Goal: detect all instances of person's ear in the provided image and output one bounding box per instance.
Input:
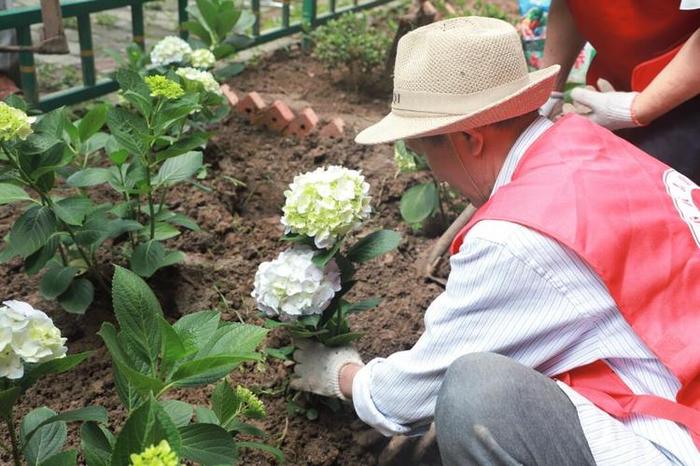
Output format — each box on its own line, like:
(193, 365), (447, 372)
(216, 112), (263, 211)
(448, 129), (484, 160)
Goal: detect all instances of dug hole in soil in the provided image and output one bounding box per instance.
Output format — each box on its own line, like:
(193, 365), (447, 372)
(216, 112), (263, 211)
(0, 49), (451, 465)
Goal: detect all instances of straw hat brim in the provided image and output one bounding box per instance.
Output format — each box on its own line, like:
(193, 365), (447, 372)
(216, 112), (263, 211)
(355, 65), (560, 145)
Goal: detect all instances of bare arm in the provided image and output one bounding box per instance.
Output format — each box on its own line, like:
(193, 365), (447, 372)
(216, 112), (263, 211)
(634, 27), (700, 125)
(340, 363), (361, 398)
(541, 0), (586, 91)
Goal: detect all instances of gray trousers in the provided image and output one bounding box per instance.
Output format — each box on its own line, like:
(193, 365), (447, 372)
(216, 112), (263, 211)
(435, 353), (596, 466)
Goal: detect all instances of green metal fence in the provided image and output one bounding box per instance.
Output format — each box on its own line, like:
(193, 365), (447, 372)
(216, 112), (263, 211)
(0, 0), (392, 110)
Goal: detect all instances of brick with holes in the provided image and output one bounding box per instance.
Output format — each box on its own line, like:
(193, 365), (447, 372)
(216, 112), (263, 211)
(258, 100), (296, 132)
(220, 84), (239, 107)
(237, 91), (267, 120)
(284, 107), (319, 139)
(319, 117), (345, 140)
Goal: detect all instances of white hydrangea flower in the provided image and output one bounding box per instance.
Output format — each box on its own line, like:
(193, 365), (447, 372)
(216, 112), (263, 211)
(175, 67), (221, 94)
(190, 48), (216, 69)
(281, 166), (372, 249)
(150, 36), (192, 67)
(251, 247), (342, 321)
(0, 301), (67, 377)
(0, 346), (23, 379)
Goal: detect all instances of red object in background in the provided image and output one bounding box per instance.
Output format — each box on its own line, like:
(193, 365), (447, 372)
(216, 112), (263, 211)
(284, 107), (320, 139)
(258, 100), (296, 133)
(236, 91), (267, 120)
(220, 84), (239, 107)
(566, 0), (700, 91)
(0, 74), (19, 100)
(319, 117), (345, 140)
(451, 115), (700, 451)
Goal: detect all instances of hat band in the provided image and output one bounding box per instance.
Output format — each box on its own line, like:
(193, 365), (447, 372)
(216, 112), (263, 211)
(391, 74), (532, 116)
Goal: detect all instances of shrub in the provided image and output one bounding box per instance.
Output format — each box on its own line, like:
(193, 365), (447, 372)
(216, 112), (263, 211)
(311, 12), (392, 87)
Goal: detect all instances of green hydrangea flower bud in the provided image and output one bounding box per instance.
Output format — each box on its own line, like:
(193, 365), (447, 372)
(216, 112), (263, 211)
(236, 385), (266, 419)
(129, 440), (180, 466)
(145, 75), (185, 100)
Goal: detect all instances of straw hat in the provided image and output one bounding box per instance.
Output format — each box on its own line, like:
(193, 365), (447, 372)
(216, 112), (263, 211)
(355, 17), (560, 145)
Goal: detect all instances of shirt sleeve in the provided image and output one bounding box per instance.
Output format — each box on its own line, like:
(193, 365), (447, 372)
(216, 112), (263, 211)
(680, 0), (700, 10)
(352, 226), (602, 436)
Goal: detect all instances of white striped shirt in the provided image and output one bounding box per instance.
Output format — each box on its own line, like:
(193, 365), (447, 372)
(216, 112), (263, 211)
(352, 117), (700, 465)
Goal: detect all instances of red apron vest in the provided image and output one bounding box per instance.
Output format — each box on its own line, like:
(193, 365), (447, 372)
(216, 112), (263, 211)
(450, 115), (700, 449)
(566, 0), (700, 91)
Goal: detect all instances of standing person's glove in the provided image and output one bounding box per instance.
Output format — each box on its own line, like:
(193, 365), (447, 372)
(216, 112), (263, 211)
(290, 339), (363, 400)
(539, 91), (565, 119)
(569, 79), (645, 130)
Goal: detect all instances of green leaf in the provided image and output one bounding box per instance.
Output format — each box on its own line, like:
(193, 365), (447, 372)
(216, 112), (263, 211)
(82, 132), (110, 155)
(152, 222), (181, 241)
(21, 407), (67, 466)
(160, 400), (193, 427)
(39, 450), (78, 466)
(173, 310), (220, 353)
(346, 230), (401, 263)
(0, 182), (32, 205)
(156, 210), (200, 231)
(114, 69), (152, 117)
(400, 182), (439, 224)
(159, 315), (193, 374)
(105, 219), (143, 239)
(196, 323), (267, 358)
(110, 397), (182, 466)
(213, 61), (245, 79)
(106, 106), (149, 158)
(21, 352), (92, 390)
(226, 420), (267, 437)
(39, 265), (78, 299)
(0, 386), (21, 419)
(312, 242), (341, 268)
(321, 332), (363, 347)
(53, 196), (92, 226)
(66, 168), (112, 188)
(109, 148), (129, 165)
(23, 406), (109, 449)
(24, 236), (59, 275)
(130, 240), (166, 278)
(211, 381), (238, 427)
(162, 250), (185, 269)
(22, 132), (63, 155)
(111, 266), (163, 370)
(78, 104), (108, 142)
(9, 205), (57, 258)
(153, 151), (203, 187)
(34, 108), (66, 137)
(237, 441), (285, 463)
(179, 423), (237, 465)
(344, 297), (380, 314)
(156, 133), (209, 161)
(57, 278), (95, 314)
(81, 422), (114, 466)
(194, 407), (219, 425)
(171, 354), (259, 387)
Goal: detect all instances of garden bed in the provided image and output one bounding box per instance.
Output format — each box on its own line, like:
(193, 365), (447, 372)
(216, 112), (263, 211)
(0, 49), (450, 465)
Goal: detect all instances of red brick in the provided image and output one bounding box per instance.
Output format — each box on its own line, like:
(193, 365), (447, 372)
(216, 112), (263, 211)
(220, 84), (239, 107)
(319, 117), (345, 140)
(284, 107), (319, 139)
(259, 100), (296, 132)
(236, 91), (266, 120)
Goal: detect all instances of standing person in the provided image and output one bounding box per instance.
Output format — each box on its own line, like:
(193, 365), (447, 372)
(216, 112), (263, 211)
(541, 0), (700, 183)
(291, 17), (700, 465)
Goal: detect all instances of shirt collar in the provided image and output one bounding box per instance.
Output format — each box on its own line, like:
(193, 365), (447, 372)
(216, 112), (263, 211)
(490, 116), (553, 197)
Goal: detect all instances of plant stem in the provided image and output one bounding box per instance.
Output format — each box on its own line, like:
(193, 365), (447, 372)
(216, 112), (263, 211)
(335, 306), (343, 336)
(144, 151), (156, 240)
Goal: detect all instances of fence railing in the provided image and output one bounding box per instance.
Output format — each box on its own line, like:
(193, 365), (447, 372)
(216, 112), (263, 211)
(0, 0), (393, 110)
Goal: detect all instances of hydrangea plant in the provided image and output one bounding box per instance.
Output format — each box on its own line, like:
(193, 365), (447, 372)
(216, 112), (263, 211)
(0, 300), (99, 466)
(253, 166), (401, 346)
(150, 36), (192, 67)
(190, 49), (216, 69)
(129, 441), (180, 466)
(175, 67), (222, 95)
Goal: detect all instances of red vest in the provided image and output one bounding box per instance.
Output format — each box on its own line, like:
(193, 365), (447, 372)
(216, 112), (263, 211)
(566, 0), (700, 91)
(450, 115), (700, 449)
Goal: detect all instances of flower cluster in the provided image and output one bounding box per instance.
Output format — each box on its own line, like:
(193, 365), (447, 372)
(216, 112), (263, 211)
(236, 385), (266, 419)
(150, 36), (192, 67)
(281, 166), (372, 249)
(252, 247), (341, 321)
(0, 301), (67, 379)
(129, 440), (180, 466)
(394, 143), (418, 173)
(145, 75), (184, 100)
(175, 67), (221, 95)
(190, 49), (216, 69)
(0, 102), (33, 142)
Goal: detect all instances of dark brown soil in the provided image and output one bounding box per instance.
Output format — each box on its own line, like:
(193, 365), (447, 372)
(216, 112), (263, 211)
(0, 47), (456, 465)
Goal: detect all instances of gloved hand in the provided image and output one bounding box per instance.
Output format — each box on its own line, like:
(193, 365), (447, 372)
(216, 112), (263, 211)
(539, 91), (565, 119)
(569, 79), (643, 130)
(290, 339), (363, 399)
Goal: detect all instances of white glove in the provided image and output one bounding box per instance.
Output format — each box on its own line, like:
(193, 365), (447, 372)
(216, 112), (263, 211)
(570, 80), (642, 130)
(290, 339), (363, 400)
(539, 91), (564, 119)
